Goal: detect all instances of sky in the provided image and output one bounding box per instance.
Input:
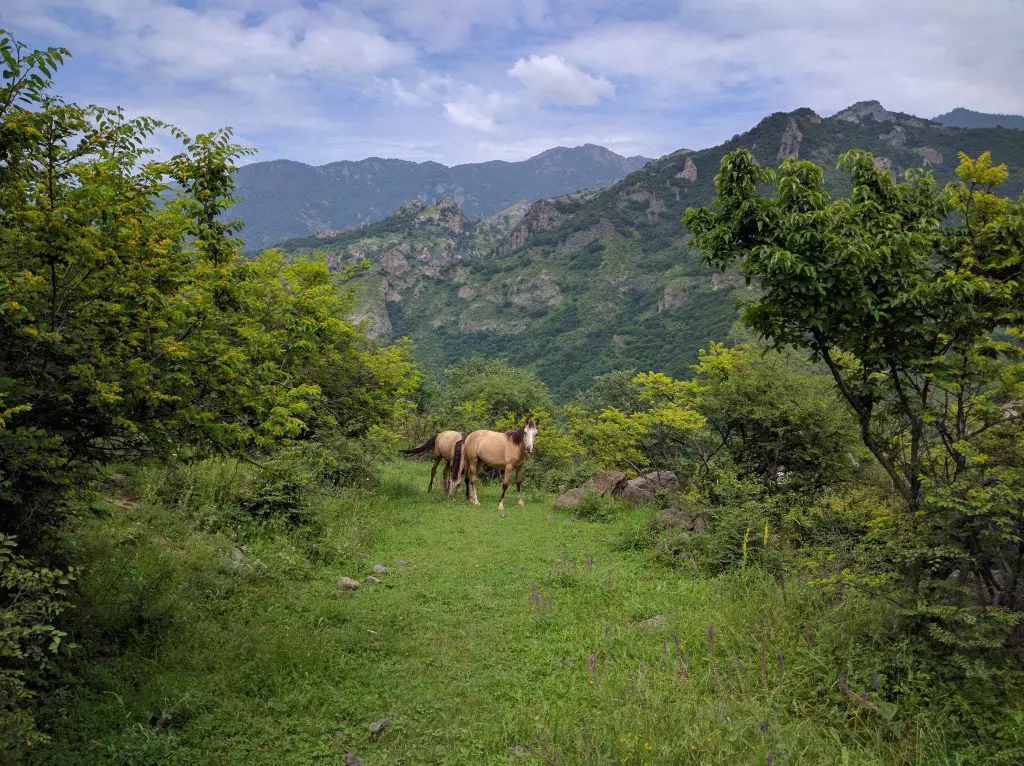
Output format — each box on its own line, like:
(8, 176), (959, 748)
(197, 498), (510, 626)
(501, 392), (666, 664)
(3, 0), (1024, 166)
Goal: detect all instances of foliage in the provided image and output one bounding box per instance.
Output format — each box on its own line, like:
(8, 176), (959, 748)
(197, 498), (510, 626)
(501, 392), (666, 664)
(0, 534), (75, 756)
(0, 28), (419, 744)
(434, 356), (553, 432)
(0, 29), (418, 541)
(685, 147), (1024, 655)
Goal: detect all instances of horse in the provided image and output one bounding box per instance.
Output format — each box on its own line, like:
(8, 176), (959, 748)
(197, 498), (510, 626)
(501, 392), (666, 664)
(399, 430), (464, 492)
(449, 416), (538, 510)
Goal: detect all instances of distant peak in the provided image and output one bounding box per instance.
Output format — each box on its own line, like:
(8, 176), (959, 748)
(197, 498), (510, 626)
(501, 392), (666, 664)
(832, 100), (895, 124)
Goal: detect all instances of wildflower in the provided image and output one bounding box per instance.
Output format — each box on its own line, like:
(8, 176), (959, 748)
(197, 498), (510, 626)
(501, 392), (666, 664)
(759, 720), (768, 733)
(690, 745), (697, 751)
(644, 743), (652, 750)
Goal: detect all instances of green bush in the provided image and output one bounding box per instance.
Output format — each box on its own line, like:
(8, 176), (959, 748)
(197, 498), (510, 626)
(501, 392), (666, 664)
(0, 535), (75, 756)
(571, 492), (626, 522)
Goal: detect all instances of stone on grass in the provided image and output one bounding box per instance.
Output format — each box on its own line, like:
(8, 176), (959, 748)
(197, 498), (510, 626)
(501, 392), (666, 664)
(368, 718), (392, 735)
(554, 487), (587, 508)
(640, 614), (666, 629)
(230, 548), (246, 567)
(336, 577), (360, 590)
(345, 753), (365, 766)
(553, 470), (627, 509)
(371, 563), (389, 574)
(614, 471), (678, 505)
(365, 575), (382, 585)
(585, 470), (627, 494)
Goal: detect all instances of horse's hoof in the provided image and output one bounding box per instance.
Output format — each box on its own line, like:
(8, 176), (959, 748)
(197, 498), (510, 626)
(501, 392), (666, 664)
(518, 499), (525, 507)
(498, 502), (504, 511)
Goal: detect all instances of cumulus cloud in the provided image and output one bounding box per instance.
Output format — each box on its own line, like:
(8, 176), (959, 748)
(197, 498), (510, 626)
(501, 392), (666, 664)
(443, 91), (511, 132)
(508, 54), (614, 106)
(3, 0), (1024, 166)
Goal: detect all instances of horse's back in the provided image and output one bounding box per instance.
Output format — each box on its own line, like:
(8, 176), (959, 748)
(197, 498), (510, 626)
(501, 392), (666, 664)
(465, 429), (512, 466)
(435, 430), (463, 460)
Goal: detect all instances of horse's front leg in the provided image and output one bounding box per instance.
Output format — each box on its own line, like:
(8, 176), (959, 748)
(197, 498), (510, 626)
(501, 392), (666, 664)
(516, 464), (525, 507)
(498, 463), (512, 511)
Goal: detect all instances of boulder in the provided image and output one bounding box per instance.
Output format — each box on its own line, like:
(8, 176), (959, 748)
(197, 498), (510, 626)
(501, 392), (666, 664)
(614, 471), (678, 505)
(365, 575), (382, 585)
(583, 470), (627, 495)
(554, 487), (587, 508)
(336, 577), (361, 590)
(554, 470), (627, 508)
(371, 563), (389, 574)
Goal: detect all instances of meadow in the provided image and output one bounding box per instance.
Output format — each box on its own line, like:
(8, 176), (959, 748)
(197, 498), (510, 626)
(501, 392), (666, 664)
(32, 460), (955, 766)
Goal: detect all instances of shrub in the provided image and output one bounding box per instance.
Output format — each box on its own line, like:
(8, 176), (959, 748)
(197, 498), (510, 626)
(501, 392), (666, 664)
(0, 535), (75, 756)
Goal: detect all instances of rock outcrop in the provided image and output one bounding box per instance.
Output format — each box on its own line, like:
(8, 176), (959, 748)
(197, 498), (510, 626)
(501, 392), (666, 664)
(777, 118), (803, 161)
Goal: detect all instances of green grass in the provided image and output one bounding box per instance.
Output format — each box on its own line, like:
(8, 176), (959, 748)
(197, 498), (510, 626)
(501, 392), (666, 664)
(34, 462), (963, 765)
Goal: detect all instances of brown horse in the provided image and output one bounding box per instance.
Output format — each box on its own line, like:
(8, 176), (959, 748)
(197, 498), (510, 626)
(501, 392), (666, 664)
(449, 417), (538, 510)
(399, 430), (464, 492)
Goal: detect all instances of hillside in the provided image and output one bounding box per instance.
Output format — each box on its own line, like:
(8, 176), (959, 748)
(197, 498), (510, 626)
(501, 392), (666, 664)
(274, 100), (1024, 398)
(933, 107), (1024, 130)
(233, 145), (650, 248)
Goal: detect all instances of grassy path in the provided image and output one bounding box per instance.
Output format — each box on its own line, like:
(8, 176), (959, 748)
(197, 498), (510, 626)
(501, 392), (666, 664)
(39, 462), (928, 765)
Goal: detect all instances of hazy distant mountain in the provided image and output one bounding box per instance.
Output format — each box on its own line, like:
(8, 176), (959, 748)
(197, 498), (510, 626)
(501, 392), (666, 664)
(232, 144), (650, 248)
(933, 108), (1024, 130)
(273, 100), (1024, 397)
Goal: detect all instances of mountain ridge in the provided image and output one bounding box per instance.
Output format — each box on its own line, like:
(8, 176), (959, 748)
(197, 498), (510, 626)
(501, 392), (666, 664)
(272, 101), (1024, 397)
(233, 144), (651, 248)
(932, 107), (1024, 130)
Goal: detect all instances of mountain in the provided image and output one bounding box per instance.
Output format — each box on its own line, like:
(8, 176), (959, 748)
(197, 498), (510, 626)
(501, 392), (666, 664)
(232, 144), (651, 248)
(933, 108), (1024, 130)
(273, 100), (1024, 398)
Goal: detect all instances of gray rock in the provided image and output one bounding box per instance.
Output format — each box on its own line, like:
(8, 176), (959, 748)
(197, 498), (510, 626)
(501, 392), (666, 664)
(365, 575), (382, 585)
(336, 577), (360, 590)
(554, 486), (587, 508)
(640, 614), (666, 629)
(230, 548), (246, 567)
(394, 560), (411, 566)
(371, 564), (389, 574)
(584, 470), (627, 495)
(614, 471), (678, 505)
(368, 718), (392, 735)
(345, 753), (365, 766)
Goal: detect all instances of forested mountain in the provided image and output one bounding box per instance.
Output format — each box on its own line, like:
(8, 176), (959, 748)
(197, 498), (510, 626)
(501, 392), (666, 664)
(274, 100), (1024, 398)
(233, 144), (650, 248)
(933, 107), (1024, 130)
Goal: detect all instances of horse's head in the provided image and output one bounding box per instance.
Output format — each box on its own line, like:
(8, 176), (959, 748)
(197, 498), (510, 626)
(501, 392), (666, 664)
(523, 415), (538, 454)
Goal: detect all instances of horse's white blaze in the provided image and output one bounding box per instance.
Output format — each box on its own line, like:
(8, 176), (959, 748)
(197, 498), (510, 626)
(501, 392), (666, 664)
(524, 423), (538, 453)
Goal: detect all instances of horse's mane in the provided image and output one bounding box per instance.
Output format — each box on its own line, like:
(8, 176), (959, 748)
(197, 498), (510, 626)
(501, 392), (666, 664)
(505, 427), (525, 445)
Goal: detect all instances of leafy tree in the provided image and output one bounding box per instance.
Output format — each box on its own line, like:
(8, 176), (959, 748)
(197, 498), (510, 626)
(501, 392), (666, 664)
(688, 342), (861, 490)
(685, 148), (1024, 652)
(0, 30), (419, 751)
(435, 356), (552, 431)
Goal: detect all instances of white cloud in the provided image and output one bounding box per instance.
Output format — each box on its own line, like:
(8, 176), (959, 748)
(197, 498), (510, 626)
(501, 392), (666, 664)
(443, 91), (511, 132)
(508, 54), (614, 106)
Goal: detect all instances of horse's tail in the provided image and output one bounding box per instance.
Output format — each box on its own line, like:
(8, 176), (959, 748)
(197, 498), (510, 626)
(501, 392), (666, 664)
(449, 438), (466, 496)
(399, 434), (436, 457)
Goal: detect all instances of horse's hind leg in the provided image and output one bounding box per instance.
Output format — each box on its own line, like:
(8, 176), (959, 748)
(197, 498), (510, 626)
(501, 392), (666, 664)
(441, 460), (451, 493)
(497, 464), (512, 511)
(516, 464), (525, 507)
(469, 457), (481, 506)
(428, 455), (441, 492)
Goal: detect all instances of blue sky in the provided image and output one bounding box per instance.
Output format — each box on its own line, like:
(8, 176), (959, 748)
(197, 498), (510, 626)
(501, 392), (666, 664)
(3, 0), (1023, 166)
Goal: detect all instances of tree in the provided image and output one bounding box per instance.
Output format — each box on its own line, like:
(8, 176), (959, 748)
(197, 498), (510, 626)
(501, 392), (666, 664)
(685, 148), (1024, 651)
(0, 30), (418, 541)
